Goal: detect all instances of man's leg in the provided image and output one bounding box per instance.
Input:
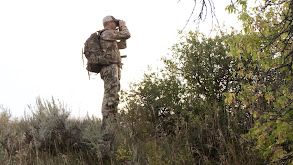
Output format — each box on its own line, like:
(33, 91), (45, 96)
(100, 64), (120, 146)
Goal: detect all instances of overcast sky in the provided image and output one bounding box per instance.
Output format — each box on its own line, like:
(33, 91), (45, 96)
(0, 0), (241, 119)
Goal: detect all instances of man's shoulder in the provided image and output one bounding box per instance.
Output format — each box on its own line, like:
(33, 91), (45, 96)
(100, 29), (117, 38)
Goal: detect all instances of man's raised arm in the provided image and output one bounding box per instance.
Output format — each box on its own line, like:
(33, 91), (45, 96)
(102, 20), (131, 41)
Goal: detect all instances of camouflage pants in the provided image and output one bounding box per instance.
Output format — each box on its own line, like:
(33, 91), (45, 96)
(100, 64), (121, 132)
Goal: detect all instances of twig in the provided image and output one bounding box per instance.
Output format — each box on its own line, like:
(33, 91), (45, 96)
(180, 0), (197, 34)
(269, 151), (293, 164)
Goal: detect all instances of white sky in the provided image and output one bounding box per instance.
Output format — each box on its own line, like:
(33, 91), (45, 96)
(0, 0), (241, 119)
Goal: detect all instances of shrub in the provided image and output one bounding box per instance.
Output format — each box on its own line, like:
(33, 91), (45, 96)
(0, 98), (108, 164)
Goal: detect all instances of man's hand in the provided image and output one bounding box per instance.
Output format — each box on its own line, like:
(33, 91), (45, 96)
(119, 20), (126, 27)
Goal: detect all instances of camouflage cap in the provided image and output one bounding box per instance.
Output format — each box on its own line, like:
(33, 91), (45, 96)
(103, 15), (119, 23)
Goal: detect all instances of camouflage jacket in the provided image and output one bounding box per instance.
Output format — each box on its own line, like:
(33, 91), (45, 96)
(100, 25), (131, 64)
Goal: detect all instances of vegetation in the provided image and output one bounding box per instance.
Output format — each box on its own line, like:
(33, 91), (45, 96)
(0, 98), (105, 164)
(1, 0), (292, 164)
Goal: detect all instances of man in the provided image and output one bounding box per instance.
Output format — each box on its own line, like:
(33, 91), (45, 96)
(99, 15), (131, 140)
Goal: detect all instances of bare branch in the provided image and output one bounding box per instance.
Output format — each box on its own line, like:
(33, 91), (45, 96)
(179, 0), (197, 33)
(179, 0), (222, 34)
(207, 0), (222, 35)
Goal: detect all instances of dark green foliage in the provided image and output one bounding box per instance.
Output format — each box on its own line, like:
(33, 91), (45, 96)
(172, 32), (239, 103)
(117, 31), (261, 164)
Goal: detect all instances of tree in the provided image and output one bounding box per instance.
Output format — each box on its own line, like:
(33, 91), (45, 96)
(226, 0), (293, 163)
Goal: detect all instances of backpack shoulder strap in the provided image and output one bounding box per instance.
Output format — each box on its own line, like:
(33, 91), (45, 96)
(97, 29), (107, 39)
(96, 29), (107, 49)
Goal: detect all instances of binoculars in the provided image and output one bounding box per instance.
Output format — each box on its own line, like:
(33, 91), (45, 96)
(114, 20), (120, 27)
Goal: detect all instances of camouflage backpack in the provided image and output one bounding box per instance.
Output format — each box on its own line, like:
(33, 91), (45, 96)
(83, 30), (109, 73)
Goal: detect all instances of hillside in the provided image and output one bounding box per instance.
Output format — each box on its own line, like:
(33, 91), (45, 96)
(1, 1), (293, 164)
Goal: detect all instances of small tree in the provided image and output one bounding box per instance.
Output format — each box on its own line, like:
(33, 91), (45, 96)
(226, 0), (293, 163)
